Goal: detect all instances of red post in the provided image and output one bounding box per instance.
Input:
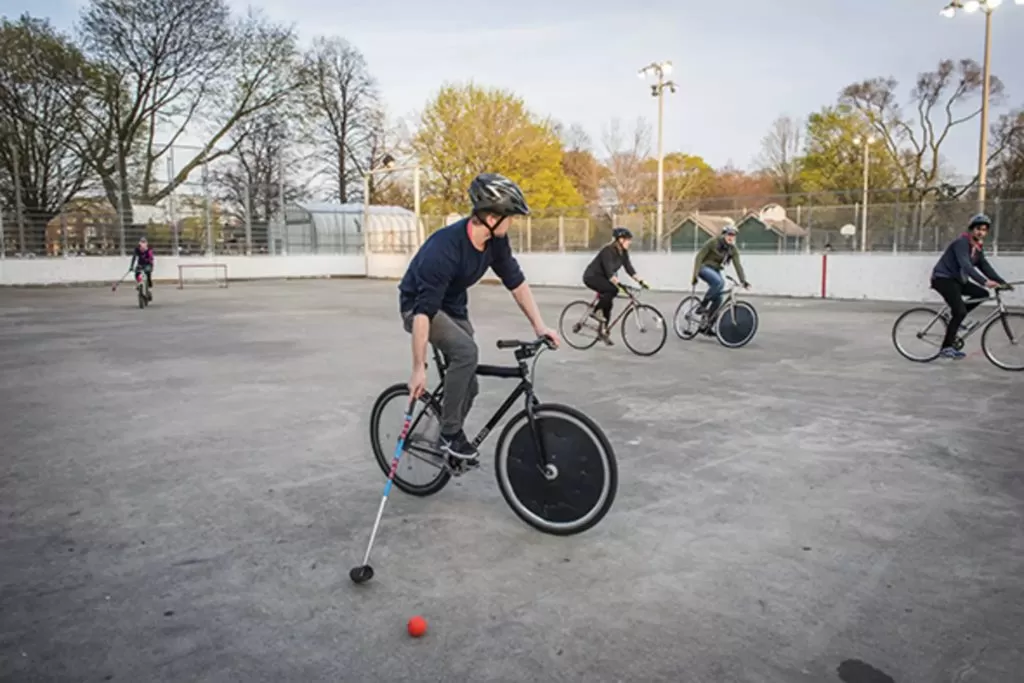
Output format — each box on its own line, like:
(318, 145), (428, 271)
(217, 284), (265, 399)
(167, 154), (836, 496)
(820, 252), (828, 298)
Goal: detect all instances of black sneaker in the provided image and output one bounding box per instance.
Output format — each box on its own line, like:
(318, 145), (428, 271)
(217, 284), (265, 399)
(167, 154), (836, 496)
(440, 431), (479, 461)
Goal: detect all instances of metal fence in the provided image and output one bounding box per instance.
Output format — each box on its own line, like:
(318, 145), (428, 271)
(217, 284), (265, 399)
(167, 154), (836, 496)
(3, 179), (1023, 258)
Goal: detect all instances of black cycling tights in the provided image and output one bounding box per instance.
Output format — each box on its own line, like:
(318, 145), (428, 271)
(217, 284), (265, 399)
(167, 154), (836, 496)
(931, 277), (987, 348)
(584, 274), (618, 320)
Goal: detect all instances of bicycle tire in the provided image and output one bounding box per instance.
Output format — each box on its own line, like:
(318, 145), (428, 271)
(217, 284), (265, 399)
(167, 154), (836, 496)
(672, 295), (703, 340)
(137, 281), (146, 309)
(892, 307), (946, 363)
(981, 311), (1024, 371)
(369, 382), (451, 496)
(494, 402), (617, 536)
(715, 301), (758, 348)
(558, 300), (601, 350)
(620, 304), (667, 356)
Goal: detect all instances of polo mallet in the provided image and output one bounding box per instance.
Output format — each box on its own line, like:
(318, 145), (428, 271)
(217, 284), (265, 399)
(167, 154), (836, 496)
(350, 397), (416, 584)
(111, 270), (132, 292)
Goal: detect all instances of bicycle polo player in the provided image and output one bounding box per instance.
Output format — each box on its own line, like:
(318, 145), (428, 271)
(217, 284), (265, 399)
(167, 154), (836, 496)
(129, 236), (155, 301)
(930, 213), (1012, 360)
(582, 226), (649, 346)
(398, 173), (561, 464)
(691, 223), (750, 332)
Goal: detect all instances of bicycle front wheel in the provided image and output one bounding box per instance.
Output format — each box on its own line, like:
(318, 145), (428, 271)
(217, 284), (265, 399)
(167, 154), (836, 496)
(715, 301), (758, 348)
(558, 300), (601, 350)
(981, 311), (1024, 371)
(620, 304), (667, 356)
(672, 295), (703, 340)
(495, 403), (617, 536)
(369, 383), (451, 496)
(892, 307), (946, 362)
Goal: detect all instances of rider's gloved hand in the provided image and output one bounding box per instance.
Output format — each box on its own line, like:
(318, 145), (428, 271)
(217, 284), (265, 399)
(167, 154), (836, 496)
(691, 277), (698, 286)
(742, 281), (751, 289)
(639, 280), (650, 289)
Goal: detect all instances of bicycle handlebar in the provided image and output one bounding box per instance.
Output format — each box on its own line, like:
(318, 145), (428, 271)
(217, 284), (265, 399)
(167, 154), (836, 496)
(496, 336), (557, 351)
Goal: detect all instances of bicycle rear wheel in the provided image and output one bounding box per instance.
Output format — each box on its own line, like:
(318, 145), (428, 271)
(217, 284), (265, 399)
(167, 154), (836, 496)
(892, 307), (946, 362)
(369, 383), (451, 496)
(495, 403), (617, 536)
(715, 301), (758, 348)
(672, 295), (702, 340)
(137, 280), (147, 309)
(620, 304), (667, 356)
(981, 312), (1024, 371)
(558, 300), (601, 350)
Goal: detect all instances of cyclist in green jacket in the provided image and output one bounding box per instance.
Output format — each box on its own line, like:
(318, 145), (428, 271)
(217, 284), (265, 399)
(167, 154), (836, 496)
(692, 225), (750, 322)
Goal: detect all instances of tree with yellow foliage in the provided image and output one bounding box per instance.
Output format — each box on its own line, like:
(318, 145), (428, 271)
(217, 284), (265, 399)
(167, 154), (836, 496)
(412, 83), (583, 215)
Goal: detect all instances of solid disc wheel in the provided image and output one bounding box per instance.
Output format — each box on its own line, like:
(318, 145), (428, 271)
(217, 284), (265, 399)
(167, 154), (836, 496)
(673, 296), (703, 340)
(981, 311), (1024, 371)
(558, 300), (601, 350)
(715, 301), (758, 348)
(891, 307), (946, 362)
(620, 304), (667, 356)
(369, 383), (451, 496)
(494, 403), (617, 536)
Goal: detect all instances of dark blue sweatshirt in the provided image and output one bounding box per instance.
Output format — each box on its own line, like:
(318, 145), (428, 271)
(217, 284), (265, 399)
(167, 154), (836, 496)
(931, 233), (1003, 286)
(398, 218), (526, 320)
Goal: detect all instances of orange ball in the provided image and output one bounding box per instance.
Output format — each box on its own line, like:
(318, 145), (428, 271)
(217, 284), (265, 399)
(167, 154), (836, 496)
(407, 615), (427, 638)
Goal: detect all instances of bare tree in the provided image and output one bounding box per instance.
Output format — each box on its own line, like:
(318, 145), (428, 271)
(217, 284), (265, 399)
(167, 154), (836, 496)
(40, 0), (301, 226)
(601, 117), (651, 206)
(0, 15), (95, 254)
(755, 115), (803, 194)
(840, 58), (1003, 197)
(302, 36), (381, 203)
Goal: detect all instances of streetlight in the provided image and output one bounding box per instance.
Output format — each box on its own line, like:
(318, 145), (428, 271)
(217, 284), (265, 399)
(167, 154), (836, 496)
(638, 60), (676, 251)
(940, 0), (1023, 211)
(853, 135), (875, 252)
(361, 154), (422, 254)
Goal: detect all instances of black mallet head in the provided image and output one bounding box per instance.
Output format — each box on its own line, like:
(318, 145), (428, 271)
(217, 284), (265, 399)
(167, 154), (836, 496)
(350, 565), (374, 584)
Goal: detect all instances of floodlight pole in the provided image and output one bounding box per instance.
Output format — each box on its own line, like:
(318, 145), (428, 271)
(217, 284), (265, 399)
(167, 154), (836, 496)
(639, 61), (676, 252)
(939, 0), (1020, 212)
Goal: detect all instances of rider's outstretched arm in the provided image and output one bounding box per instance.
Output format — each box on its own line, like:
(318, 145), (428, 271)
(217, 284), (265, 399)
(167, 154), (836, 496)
(976, 251), (1006, 286)
(732, 247), (749, 286)
(621, 249), (644, 285)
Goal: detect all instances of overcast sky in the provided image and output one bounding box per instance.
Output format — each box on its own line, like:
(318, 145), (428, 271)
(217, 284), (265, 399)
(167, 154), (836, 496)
(10, 0), (1024, 179)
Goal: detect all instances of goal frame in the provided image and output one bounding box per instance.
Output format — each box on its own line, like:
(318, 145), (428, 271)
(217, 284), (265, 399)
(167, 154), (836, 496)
(178, 263), (229, 289)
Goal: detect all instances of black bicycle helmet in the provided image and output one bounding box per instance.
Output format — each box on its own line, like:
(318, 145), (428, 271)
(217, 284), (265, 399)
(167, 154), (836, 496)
(468, 173), (530, 217)
(612, 226), (633, 240)
(722, 223), (738, 236)
(967, 213), (991, 230)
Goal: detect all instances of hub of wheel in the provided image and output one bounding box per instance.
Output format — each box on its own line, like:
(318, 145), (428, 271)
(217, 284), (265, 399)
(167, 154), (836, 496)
(543, 464), (558, 481)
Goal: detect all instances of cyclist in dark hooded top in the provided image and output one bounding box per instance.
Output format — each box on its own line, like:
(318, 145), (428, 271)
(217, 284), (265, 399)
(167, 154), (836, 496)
(930, 213), (1012, 359)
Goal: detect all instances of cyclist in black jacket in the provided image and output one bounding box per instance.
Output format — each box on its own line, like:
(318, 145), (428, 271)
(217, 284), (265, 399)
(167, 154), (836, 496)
(582, 227), (648, 345)
(930, 213), (1011, 359)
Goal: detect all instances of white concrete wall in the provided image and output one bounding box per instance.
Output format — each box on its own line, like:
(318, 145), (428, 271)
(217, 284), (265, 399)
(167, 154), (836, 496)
(3, 251), (1022, 303)
(0, 255), (364, 286)
(512, 253), (1024, 303)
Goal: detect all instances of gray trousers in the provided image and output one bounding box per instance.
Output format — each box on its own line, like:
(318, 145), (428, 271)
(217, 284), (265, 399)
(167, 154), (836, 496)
(401, 310), (479, 436)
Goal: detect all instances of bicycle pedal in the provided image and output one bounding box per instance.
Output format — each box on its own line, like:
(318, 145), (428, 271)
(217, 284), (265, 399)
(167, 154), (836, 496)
(447, 458), (480, 476)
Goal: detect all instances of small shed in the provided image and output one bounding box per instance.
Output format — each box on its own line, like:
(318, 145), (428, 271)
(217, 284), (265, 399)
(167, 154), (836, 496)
(665, 213), (738, 251)
(272, 202), (421, 254)
(734, 204), (808, 252)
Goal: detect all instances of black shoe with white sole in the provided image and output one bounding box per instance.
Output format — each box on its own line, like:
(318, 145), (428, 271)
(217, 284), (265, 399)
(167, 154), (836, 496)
(440, 431), (479, 461)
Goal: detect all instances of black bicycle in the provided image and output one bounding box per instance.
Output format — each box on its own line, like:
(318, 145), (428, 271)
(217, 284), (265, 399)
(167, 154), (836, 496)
(673, 275), (758, 348)
(368, 338), (618, 535)
(891, 281), (1022, 371)
(558, 283), (667, 356)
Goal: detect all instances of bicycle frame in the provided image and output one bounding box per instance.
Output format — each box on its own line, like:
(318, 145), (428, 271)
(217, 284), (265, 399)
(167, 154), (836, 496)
(583, 285), (644, 330)
(915, 286), (1015, 343)
(699, 275), (745, 325)
(403, 344), (551, 471)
